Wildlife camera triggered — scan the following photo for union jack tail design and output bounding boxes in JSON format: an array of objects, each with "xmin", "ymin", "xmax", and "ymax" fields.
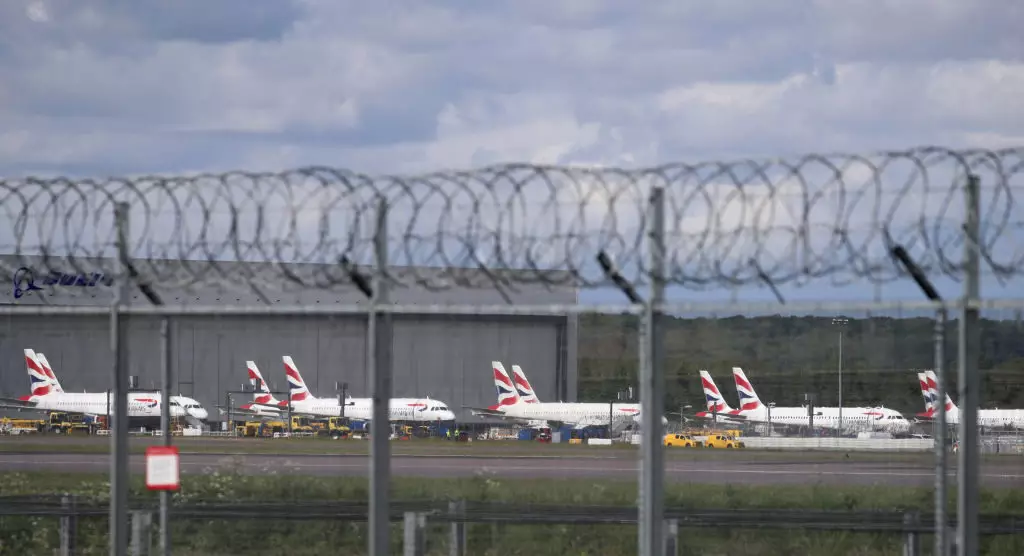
[
  {"xmin": 916, "ymin": 372, "xmax": 936, "ymax": 417},
  {"xmin": 731, "ymin": 367, "xmax": 762, "ymax": 411},
  {"xmin": 510, "ymin": 365, "xmax": 539, "ymax": 403},
  {"xmin": 490, "ymin": 362, "xmax": 519, "ymax": 410},
  {"xmin": 34, "ymin": 352, "xmax": 64, "ymax": 394},
  {"xmin": 924, "ymin": 370, "xmax": 956, "ymax": 413},
  {"xmin": 24, "ymin": 349, "xmax": 52, "ymax": 397},
  {"xmin": 283, "ymin": 355, "xmax": 313, "ymax": 404},
  {"xmin": 247, "ymin": 361, "xmax": 280, "ymax": 407},
  {"xmin": 699, "ymin": 370, "xmax": 734, "ymax": 414}
]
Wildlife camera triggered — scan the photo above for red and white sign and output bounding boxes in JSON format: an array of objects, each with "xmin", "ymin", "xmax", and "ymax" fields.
[{"xmin": 145, "ymin": 446, "xmax": 180, "ymax": 491}]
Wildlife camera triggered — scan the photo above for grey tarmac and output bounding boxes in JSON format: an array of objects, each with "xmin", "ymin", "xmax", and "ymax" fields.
[{"xmin": 1, "ymin": 452, "xmax": 1022, "ymax": 488}]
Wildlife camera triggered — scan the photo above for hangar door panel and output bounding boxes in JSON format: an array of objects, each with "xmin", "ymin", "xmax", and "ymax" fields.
[{"xmin": 392, "ymin": 317, "xmax": 561, "ymax": 420}]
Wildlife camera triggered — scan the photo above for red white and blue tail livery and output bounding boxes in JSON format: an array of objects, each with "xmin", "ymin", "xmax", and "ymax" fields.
[
  {"xmin": 467, "ymin": 361, "xmax": 664, "ymax": 432},
  {"xmin": 510, "ymin": 365, "xmax": 539, "ymax": 403}
]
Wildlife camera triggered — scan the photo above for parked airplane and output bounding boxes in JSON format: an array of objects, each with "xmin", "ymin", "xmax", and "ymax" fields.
[
  {"xmin": 916, "ymin": 370, "xmax": 1024, "ymax": 430},
  {"xmin": 508, "ymin": 364, "xmax": 567, "ymax": 430},
  {"xmin": 246, "ymin": 356, "xmax": 456, "ymax": 424},
  {"xmin": 0, "ymin": 349, "xmax": 209, "ymax": 428},
  {"xmin": 467, "ymin": 362, "xmax": 667, "ymax": 431},
  {"xmin": 722, "ymin": 367, "xmax": 910, "ymax": 435}
]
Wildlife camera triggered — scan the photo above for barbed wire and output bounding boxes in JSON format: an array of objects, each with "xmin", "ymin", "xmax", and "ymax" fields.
[{"xmin": 0, "ymin": 146, "xmax": 1022, "ymax": 299}]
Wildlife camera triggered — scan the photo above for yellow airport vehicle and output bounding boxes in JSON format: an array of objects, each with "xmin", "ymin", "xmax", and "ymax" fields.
[
  {"xmin": 1, "ymin": 417, "xmax": 45, "ymax": 434},
  {"xmin": 664, "ymin": 433, "xmax": 701, "ymax": 448},
  {"xmin": 47, "ymin": 412, "xmax": 97, "ymax": 435},
  {"xmin": 290, "ymin": 416, "xmax": 315, "ymax": 434},
  {"xmin": 704, "ymin": 433, "xmax": 744, "ymax": 449},
  {"xmin": 325, "ymin": 417, "xmax": 351, "ymax": 439}
]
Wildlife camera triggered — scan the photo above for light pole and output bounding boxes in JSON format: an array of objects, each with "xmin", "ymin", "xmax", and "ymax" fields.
[
  {"xmin": 767, "ymin": 402, "xmax": 775, "ymax": 436},
  {"xmin": 832, "ymin": 317, "xmax": 849, "ymax": 437}
]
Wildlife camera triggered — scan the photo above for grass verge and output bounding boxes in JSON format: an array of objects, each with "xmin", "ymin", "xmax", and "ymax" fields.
[
  {"xmin": 1, "ymin": 435, "xmax": 1015, "ymax": 464},
  {"xmin": 0, "ymin": 471, "xmax": 1022, "ymax": 555}
]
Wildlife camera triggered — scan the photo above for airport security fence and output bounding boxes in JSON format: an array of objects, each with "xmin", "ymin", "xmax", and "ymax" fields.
[
  {"xmin": 3, "ymin": 495, "xmax": 1024, "ymax": 556},
  {"xmin": 3, "ymin": 146, "xmax": 1024, "ymax": 556}
]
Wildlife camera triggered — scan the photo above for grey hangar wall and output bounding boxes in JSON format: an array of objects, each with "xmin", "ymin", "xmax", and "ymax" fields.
[
  {"xmin": 0, "ymin": 257, "xmax": 579, "ymax": 421},
  {"xmin": 0, "ymin": 313, "xmax": 575, "ymax": 421}
]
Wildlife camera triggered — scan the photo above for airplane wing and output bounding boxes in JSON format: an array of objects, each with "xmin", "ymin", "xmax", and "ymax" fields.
[
  {"xmin": 568, "ymin": 416, "xmax": 607, "ymax": 430},
  {"xmin": 694, "ymin": 410, "xmax": 748, "ymax": 424},
  {"xmin": 0, "ymin": 397, "xmax": 43, "ymax": 412},
  {"xmin": 464, "ymin": 406, "xmax": 508, "ymax": 418},
  {"xmin": 217, "ymin": 405, "xmax": 272, "ymax": 418}
]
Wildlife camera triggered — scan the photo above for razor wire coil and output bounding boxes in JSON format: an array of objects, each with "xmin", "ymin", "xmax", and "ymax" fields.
[{"xmin": 0, "ymin": 146, "xmax": 1022, "ymax": 299}]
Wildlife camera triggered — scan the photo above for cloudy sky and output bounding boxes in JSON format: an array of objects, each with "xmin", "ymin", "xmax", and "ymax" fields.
[{"xmin": 1, "ymin": 0, "xmax": 1022, "ymax": 306}]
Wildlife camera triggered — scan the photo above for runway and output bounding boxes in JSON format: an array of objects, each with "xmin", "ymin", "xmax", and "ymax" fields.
[{"xmin": 2, "ymin": 452, "xmax": 1023, "ymax": 488}]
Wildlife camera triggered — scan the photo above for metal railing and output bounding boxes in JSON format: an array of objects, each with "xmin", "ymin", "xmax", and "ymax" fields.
[{"xmin": 3, "ymin": 496, "xmax": 1022, "ymax": 556}]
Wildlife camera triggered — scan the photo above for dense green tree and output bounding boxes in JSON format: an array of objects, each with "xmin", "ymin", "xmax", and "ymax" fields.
[{"xmin": 578, "ymin": 314, "xmax": 1024, "ymax": 414}]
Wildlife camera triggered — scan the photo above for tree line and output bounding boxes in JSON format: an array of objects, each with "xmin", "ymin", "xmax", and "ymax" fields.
[{"xmin": 577, "ymin": 314, "xmax": 1024, "ymax": 414}]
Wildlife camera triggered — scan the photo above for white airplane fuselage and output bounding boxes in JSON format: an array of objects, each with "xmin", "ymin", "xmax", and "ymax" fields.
[
  {"xmin": 736, "ymin": 405, "xmax": 911, "ymax": 435},
  {"xmin": 22, "ymin": 392, "xmax": 208, "ymax": 426},
  {"xmin": 933, "ymin": 406, "xmax": 1024, "ymax": 430},
  {"xmin": 279, "ymin": 397, "xmax": 456, "ymax": 422},
  {"xmin": 491, "ymin": 401, "xmax": 664, "ymax": 430}
]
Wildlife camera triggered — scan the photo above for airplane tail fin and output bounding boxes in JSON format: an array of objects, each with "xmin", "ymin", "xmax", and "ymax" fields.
[
  {"xmin": 491, "ymin": 362, "xmax": 519, "ymax": 409},
  {"xmin": 916, "ymin": 372, "xmax": 936, "ymax": 417},
  {"xmin": 24, "ymin": 349, "xmax": 53, "ymax": 397},
  {"xmin": 731, "ymin": 367, "xmax": 762, "ymax": 411},
  {"xmin": 283, "ymin": 356, "xmax": 313, "ymax": 403},
  {"xmin": 699, "ymin": 370, "xmax": 734, "ymax": 413},
  {"xmin": 34, "ymin": 352, "xmax": 64, "ymax": 394},
  {"xmin": 247, "ymin": 360, "xmax": 280, "ymax": 406},
  {"xmin": 510, "ymin": 365, "xmax": 539, "ymax": 403},
  {"xmin": 924, "ymin": 370, "xmax": 957, "ymax": 413}
]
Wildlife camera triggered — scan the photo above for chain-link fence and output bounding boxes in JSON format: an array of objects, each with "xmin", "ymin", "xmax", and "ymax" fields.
[{"xmin": 0, "ymin": 146, "xmax": 1023, "ymax": 555}]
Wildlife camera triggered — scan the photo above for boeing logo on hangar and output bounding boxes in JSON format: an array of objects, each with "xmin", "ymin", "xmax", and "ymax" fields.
[{"xmin": 12, "ymin": 267, "xmax": 113, "ymax": 299}]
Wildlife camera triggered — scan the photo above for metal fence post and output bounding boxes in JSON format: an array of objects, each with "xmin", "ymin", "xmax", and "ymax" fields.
[
  {"xmin": 60, "ymin": 494, "xmax": 76, "ymax": 556},
  {"xmin": 130, "ymin": 511, "xmax": 152, "ymax": 556},
  {"xmin": 403, "ymin": 512, "xmax": 426, "ymax": 556},
  {"xmin": 957, "ymin": 174, "xmax": 980, "ymax": 556},
  {"xmin": 902, "ymin": 511, "xmax": 919, "ymax": 556},
  {"xmin": 934, "ymin": 307, "xmax": 949, "ymax": 556},
  {"xmin": 369, "ymin": 197, "xmax": 393, "ymax": 556},
  {"xmin": 664, "ymin": 518, "xmax": 679, "ymax": 556},
  {"xmin": 159, "ymin": 318, "xmax": 173, "ymax": 556},
  {"xmin": 639, "ymin": 186, "xmax": 666, "ymax": 556},
  {"xmin": 449, "ymin": 499, "xmax": 466, "ymax": 556},
  {"xmin": 111, "ymin": 202, "xmax": 131, "ymax": 556}
]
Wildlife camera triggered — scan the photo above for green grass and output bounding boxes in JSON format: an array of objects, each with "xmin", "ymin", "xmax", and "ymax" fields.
[
  {"xmin": 2, "ymin": 434, "xmax": 1015, "ymax": 464},
  {"xmin": 1, "ymin": 471, "xmax": 1022, "ymax": 555}
]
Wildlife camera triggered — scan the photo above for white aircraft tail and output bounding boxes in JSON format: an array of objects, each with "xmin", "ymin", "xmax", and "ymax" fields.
[
  {"xmin": 510, "ymin": 365, "xmax": 540, "ymax": 403},
  {"xmin": 283, "ymin": 356, "xmax": 315, "ymax": 403},
  {"xmin": 24, "ymin": 349, "xmax": 54, "ymax": 397},
  {"xmin": 34, "ymin": 352, "xmax": 65, "ymax": 394},
  {"xmin": 731, "ymin": 367, "xmax": 762, "ymax": 411},
  {"xmin": 916, "ymin": 372, "xmax": 935, "ymax": 417},
  {"xmin": 924, "ymin": 370, "xmax": 957, "ymax": 413},
  {"xmin": 491, "ymin": 361, "xmax": 519, "ymax": 409},
  {"xmin": 699, "ymin": 370, "xmax": 734, "ymax": 413},
  {"xmin": 247, "ymin": 361, "xmax": 281, "ymax": 407}
]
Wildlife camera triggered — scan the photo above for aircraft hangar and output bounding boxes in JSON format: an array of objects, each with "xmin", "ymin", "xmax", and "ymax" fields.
[{"xmin": 0, "ymin": 255, "xmax": 579, "ymax": 422}]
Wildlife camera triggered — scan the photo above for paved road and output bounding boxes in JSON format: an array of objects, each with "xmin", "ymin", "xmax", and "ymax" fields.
[{"xmin": 2, "ymin": 452, "xmax": 1022, "ymax": 488}]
